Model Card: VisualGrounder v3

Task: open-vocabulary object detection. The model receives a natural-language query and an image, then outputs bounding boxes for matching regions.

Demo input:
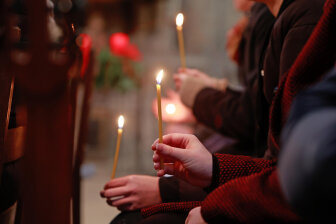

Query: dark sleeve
[200,168,301,223]
[209,153,276,190]
[279,24,317,81]
[159,176,207,203]
[192,87,255,143]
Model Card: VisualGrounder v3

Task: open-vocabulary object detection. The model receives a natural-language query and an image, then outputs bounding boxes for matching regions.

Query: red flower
[109,32,142,60]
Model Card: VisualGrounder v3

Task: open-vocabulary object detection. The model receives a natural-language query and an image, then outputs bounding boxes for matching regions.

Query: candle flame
[165,104,176,115]
[156,69,164,84]
[176,13,184,27]
[118,115,125,129]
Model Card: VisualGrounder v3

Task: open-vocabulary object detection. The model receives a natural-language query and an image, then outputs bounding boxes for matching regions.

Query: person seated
[278,67,336,223]
[138,0,335,223]
[101,2,275,223]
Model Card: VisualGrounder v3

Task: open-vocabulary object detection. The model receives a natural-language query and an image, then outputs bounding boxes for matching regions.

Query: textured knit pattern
[215,153,276,186]
[269,0,336,149]
[141,201,201,218]
[201,168,301,223]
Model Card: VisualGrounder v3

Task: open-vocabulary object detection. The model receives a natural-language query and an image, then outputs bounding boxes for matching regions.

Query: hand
[100,175,162,211]
[152,134,213,188]
[185,207,207,224]
[152,89,196,123]
[173,68,214,90]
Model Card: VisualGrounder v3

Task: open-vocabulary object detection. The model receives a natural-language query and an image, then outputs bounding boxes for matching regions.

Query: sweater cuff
[204,154,220,193]
[159,176,180,203]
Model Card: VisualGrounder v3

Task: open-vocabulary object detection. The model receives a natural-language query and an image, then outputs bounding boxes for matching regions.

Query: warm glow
[176,13,184,27]
[118,115,125,129]
[165,104,176,115]
[156,69,164,84]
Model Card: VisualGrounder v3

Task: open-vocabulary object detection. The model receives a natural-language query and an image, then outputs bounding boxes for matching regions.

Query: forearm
[192,88,255,142]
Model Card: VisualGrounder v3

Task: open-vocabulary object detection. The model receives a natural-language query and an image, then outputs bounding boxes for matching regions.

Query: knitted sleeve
[192,87,255,143]
[201,168,301,223]
[208,153,276,191]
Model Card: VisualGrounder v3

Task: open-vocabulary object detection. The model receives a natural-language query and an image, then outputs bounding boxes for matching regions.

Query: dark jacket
[193,3,274,157]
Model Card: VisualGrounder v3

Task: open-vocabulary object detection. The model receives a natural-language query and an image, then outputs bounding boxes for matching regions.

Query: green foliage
[96,48,142,92]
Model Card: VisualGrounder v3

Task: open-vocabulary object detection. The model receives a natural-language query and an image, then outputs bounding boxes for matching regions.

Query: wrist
[204,154,219,192]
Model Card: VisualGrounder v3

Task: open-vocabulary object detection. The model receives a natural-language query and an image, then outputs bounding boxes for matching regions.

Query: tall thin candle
[111,115,124,179]
[176,13,186,69]
[156,70,164,168]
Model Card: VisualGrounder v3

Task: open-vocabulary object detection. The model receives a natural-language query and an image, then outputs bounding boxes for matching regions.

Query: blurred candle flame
[176,13,184,27]
[118,115,125,129]
[165,104,176,115]
[156,69,164,84]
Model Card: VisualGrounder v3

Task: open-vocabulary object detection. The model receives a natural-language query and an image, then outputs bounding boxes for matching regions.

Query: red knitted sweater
[141,0,336,223]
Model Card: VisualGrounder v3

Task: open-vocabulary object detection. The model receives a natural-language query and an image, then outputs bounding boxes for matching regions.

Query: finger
[178,67,190,73]
[151,139,159,151]
[154,162,161,170]
[161,133,193,148]
[163,163,175,176]
[157,169,165,177]
[153,153,175,164]
[153,152,160,162]
[102,186,130,198]
[100,190,105,198]
[104,176,129,189]
[156,142,188,162]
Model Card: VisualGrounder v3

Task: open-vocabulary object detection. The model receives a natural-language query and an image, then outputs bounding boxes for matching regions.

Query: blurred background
[70,0,243,223]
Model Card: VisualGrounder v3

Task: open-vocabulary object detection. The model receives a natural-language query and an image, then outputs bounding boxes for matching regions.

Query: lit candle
[165,103,176,115]
[156,70,164,168]
[176,13,186,69]
[111,115,125,179]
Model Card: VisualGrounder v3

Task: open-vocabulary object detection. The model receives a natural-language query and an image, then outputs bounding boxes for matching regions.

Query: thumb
[156,143,187,162]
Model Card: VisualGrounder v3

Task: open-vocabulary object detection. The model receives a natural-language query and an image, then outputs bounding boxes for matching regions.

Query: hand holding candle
[156,70,164,168]
[111,115,125,179]
[176,13,186,69]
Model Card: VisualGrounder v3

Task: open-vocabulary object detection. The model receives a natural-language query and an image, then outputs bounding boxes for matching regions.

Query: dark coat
[193,3,275,156]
